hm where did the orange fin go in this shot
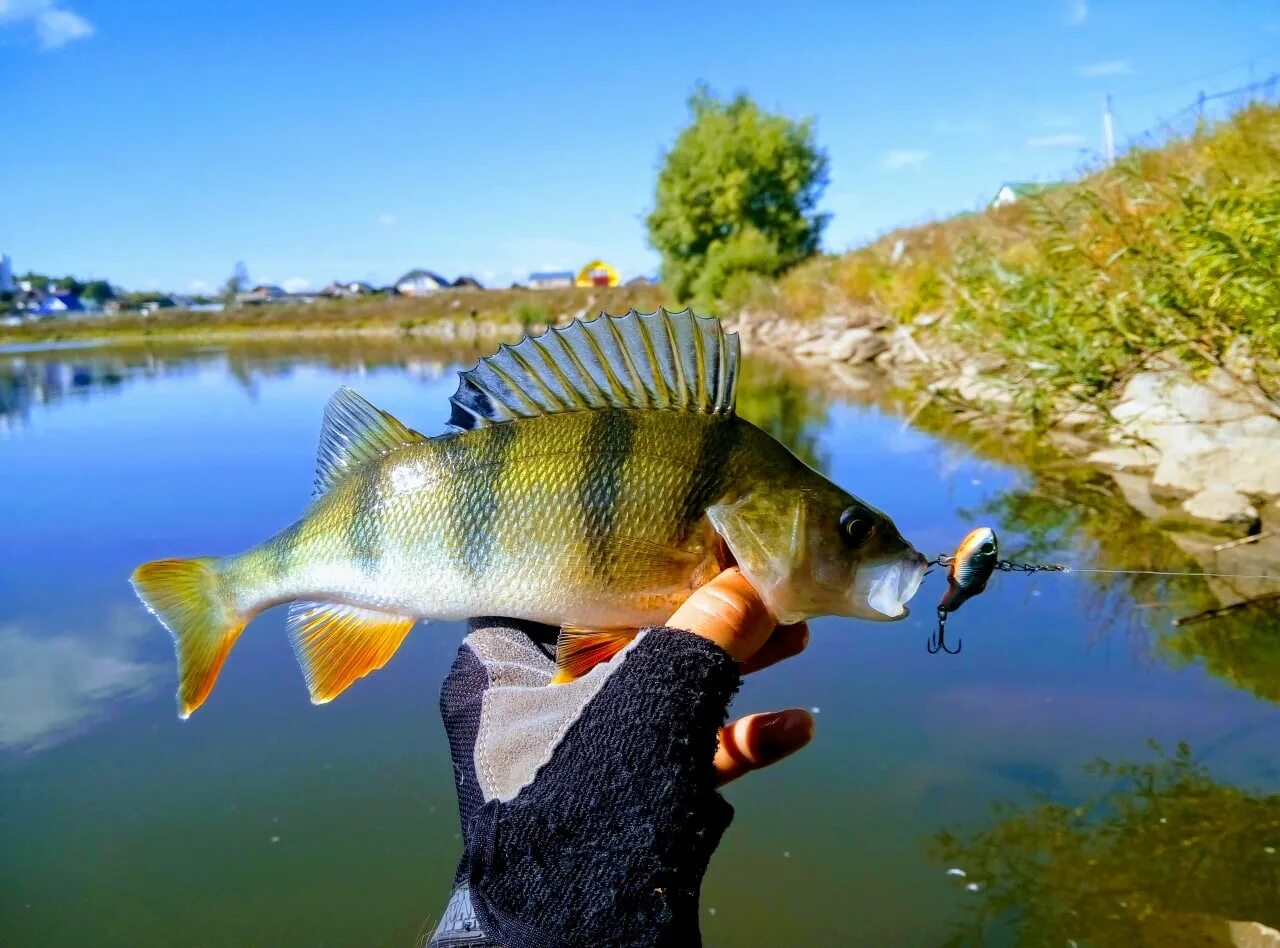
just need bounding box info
[550,626,639,685]
[286,601,416,704]
[130,557,244,719]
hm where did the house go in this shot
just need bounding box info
[321,280,375,298]
[395,269,450,296]
[36,292,85,315]
[990,181,1050,208]
[241,284,286,304]
[624,275,654,287]
[451,275,484,290]
[527,270,575,290]
[575,260,619,288]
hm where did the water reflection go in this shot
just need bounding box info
[930,742,1280,945]
[3,337,1279,945]
[0,608,160,751]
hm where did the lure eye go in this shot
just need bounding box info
[980,541,996,554]
[839,506,875,547]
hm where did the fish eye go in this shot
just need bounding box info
[839,506,875,546]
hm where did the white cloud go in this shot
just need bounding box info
[881,148,930,170]
[0,610,160,751]
[1078,59,1135,77]
[1066,0,1087,26]
[377,212,398,227]
[0,0,94,50]
[282,276,311,293]
[1027,132,1086,149]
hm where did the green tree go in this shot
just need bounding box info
[80,280,114,303]
[647,87,829,306]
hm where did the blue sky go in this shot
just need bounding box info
[3,1,1277,293]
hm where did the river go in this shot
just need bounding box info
[1,337,1277,945]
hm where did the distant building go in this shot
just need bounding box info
[527,270,575,290]
[451,275,484,290]
[576,260,620,288]
[36,292,84,315]
[991,181,1050,208]
[624,275,654,287]
[241,284,286,304]
[0,253,12,293]
[395,269,450,296]
[321,280,375,298]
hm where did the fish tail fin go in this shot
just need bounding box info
[130,557,245,719]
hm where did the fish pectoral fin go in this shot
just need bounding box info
[550,626,639,685]
[286,601,416,704]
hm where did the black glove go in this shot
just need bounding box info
[427,618,741,948]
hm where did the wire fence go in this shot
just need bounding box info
[1117,73,1280,153]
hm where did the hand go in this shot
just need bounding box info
[667,567,815,786]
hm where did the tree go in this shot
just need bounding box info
[80,280,114,303]
[647,86,829,306]
[221,261,249,307]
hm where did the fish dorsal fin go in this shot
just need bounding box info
[315,387,427,496]
[446,308,739,431]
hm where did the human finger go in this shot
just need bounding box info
[740,622,809,675]
[666,567,775,662]
[713,709,815,786]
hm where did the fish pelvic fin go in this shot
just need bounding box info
[130,557,245,719]
[549,626,639,685]
[287,601,416,704]
[447,308,739,431]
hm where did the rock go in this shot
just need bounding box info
[1108,470,1171,520]
[828,327,887,363]
[1182,485,1259,524]
[1088,445,1160,469]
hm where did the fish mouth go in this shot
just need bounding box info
[865,553,927,619]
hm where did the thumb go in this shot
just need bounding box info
[666,567,776,662]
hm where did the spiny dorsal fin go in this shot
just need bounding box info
[446,308,739,431]
[315,387,427,496]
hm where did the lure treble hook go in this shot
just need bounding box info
[927,606,962,654]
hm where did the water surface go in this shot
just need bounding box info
[2,339,1277,946]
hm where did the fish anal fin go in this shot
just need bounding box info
[550,626,639,685]
[287,601,416,703]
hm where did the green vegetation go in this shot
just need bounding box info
[740,102,1280,424]
[647,86,829,308]
[931,742,1280,944]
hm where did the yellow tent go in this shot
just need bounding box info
[575,260,620,288]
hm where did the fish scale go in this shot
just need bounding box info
[130,309,926,717]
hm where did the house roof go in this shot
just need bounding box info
[994,181,1055,201]
[528,271,574,281]
[396,269,449,286]
[451,275,483,288]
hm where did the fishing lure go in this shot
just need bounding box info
[928,527,999,654]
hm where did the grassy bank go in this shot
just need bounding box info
[737,101,1280,424]
[0,284,667,345]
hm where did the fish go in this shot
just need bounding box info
[939,527,999,614]
[130,309,928,717]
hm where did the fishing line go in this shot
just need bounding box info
[925,527,1280,655]
[1013,565,1279,582]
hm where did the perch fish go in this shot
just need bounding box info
[131,309,927,717]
